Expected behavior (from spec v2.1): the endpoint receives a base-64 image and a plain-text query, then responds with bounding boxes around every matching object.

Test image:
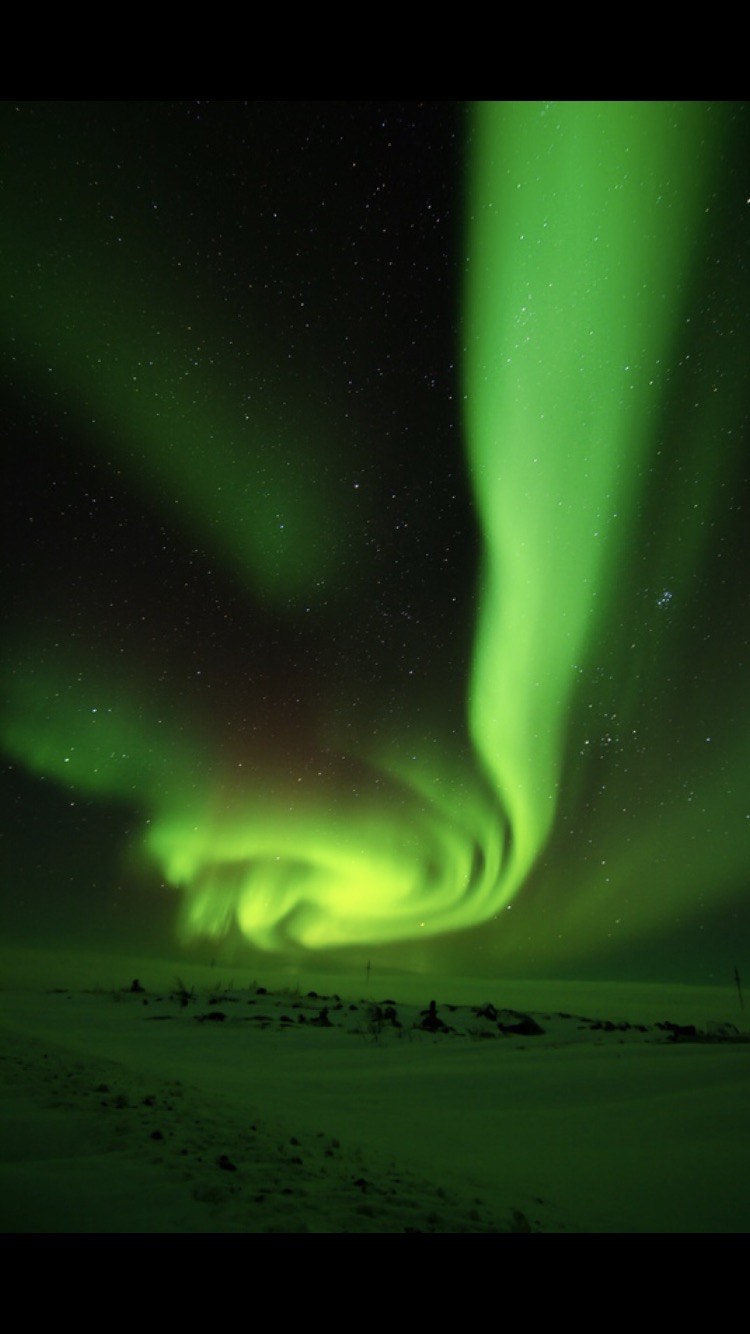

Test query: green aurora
[2,101,748,976]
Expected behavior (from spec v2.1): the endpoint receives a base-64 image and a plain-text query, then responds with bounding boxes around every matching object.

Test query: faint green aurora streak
[2,102,746,960]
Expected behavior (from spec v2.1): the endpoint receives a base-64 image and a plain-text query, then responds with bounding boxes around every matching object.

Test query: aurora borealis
[2,101,749,980]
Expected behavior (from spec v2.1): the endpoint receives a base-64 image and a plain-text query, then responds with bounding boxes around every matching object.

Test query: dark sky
[2,100,749,984]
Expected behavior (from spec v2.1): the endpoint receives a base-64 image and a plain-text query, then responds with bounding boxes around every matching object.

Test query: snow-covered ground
[2,947,748,1233]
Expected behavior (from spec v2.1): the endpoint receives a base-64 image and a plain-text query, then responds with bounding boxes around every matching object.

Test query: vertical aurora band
[462,100,719,909]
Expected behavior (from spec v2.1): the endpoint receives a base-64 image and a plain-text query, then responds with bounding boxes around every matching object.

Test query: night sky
[2,100,749,983]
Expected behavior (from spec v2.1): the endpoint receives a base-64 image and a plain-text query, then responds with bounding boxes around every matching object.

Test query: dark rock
[129,979,144,993]
[510,1209,532,1233]
[419,1000,449,1033]
[499,1014,545,1036]
[476,1002,498,1022]
[217,1155,236,1172]
[662,1021,698,1042]
[194,1011,227,1023]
